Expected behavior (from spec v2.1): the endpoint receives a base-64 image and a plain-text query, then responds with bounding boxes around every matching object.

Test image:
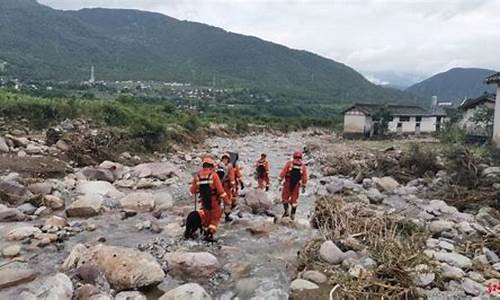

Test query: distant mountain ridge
[406,68,496,104]
[0,0,421,104]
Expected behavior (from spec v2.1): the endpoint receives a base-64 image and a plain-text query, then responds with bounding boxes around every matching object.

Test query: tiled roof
[344,103,441,117]
[485,72,500,84]
[459,93,496,110]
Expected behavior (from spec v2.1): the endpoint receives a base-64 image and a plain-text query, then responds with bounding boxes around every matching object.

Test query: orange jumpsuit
[233,165,243,205]
[190,168,228,234]
[217,162,236,210]
[279,159,308,205]
[255,158,270,189]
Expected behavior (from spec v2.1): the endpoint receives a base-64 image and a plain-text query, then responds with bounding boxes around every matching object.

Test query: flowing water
[0,132,322,299]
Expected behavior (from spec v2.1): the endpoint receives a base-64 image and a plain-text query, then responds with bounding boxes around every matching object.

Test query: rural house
[485,72,500,147]
[458,92,495,137]
[343,103,446,138]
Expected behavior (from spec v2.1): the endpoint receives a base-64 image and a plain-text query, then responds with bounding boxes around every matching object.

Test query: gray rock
[80,167,115,183]
[244,189,272,213]
[153,191,174,211]
[483,167,500,177]
[61,244,165,291]
[159,283,211,300]
[289,279,319,291]
[483,247,500,264]
[34,273,73,300]
[17,203,37,215]
[119,192,155,212]
[426,251,472,269]
[2,244,21,257]
[235,278,258,298]
[0,136,9,153]
[27,182,53,195]
[44,195,65,210]
[438,240,455,251]
[0,205,26,222]
[413,264,435,287]
[373,176,399,192]
[115,291,147,300]
[0,266,37,290]
[429,220,454,234]
[76,181,124,200]
[7,226,42,240]
[132,162,178,180]
[348,264,365,278]
[165,252,219,278]
[367,188,383,204]
[0,180,33,205]
[440,263,465,280]
[302,270,327,284]
[476,207,500,227]
[462,278,484,296]
[66,196,102,218]
[319,240,344,264]
[467,271,485,283]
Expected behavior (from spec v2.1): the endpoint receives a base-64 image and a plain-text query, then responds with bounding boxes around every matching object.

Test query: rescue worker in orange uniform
[255,153,270,191]
[233,161,244,206]
[190,156,228,241]
[217,153,237,222]
[279,151,308,220]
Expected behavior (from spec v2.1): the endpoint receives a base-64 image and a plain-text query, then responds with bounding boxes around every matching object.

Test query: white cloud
[38,0,500,82]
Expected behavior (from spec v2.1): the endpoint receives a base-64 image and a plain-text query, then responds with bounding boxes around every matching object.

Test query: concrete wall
[494,85,500,148]
[344,112,370,133]
[388,116,437,134]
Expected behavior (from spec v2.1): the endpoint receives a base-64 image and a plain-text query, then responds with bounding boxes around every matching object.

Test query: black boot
[265,186,269,192]
[291,206,297,220]
[282,203,289,218]
[225,213,233,222]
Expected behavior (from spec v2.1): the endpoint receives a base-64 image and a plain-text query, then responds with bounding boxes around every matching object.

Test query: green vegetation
[0,0,421,105]
[0,89,341,150]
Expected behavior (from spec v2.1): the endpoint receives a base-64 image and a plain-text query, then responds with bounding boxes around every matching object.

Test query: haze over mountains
[406,68,497,105]
[0,0,423,104]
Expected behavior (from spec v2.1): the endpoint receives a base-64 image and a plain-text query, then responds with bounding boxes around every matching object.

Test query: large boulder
[44,195,65,210]
[0,136,10,153]
[154,191,174,211]
[165,252,219,278]
[66,197,102,218]
[425,251,472,269]
[0,180,33,205]
[6,226,42,240]
[33,273,73,300]
[80,168,115,183]
[372,177,400,192]
[319,240,345,264]
[76,181,124,200]
[119,192,155,212]
[0,205,26,222]
[132,162,178,180]
[27,182,53,195]
[159,283,211,300]
[243,189,272,213]
[61,244,165,291]
[0,266,37,290]
[99,161,126,180]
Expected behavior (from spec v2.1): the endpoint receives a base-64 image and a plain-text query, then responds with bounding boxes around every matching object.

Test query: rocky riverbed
[1,126,500,299]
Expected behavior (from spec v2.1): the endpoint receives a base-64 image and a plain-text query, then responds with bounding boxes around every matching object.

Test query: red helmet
[202,156,215,166]
[293,151,303,159]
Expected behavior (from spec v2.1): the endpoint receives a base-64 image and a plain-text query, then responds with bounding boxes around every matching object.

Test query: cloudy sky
[39,0,500,86]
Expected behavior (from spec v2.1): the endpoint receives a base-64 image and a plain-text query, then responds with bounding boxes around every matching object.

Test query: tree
[471,106,494,137]
[372,107,392,136]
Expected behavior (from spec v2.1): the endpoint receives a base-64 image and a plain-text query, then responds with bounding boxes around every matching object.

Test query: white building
[485,72,500,148]
[343,103,446,138]
[458,93,495,137]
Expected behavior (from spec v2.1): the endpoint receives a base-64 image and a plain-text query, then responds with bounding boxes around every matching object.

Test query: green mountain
[0,0,420,103]
[406,68,497,104]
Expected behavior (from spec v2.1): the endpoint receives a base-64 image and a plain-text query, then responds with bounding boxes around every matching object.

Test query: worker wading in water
[217,153,237,222]
[190,156,228,241]
[255,153,270,191]
[279,151,308,220]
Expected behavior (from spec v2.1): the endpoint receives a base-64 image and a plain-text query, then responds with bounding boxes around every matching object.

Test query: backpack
[216,164,226,182]
[198,173,213,210]
[256,161,266,177]
[288,162,303,190]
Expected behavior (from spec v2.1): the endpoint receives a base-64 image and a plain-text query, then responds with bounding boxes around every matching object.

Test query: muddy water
[0,132,322,299]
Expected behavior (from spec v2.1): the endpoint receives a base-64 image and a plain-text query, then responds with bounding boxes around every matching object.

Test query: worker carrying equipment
[279,151,308,220]
[218,153,237,222]
[255,153,270,191]
[190,156,228,241]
